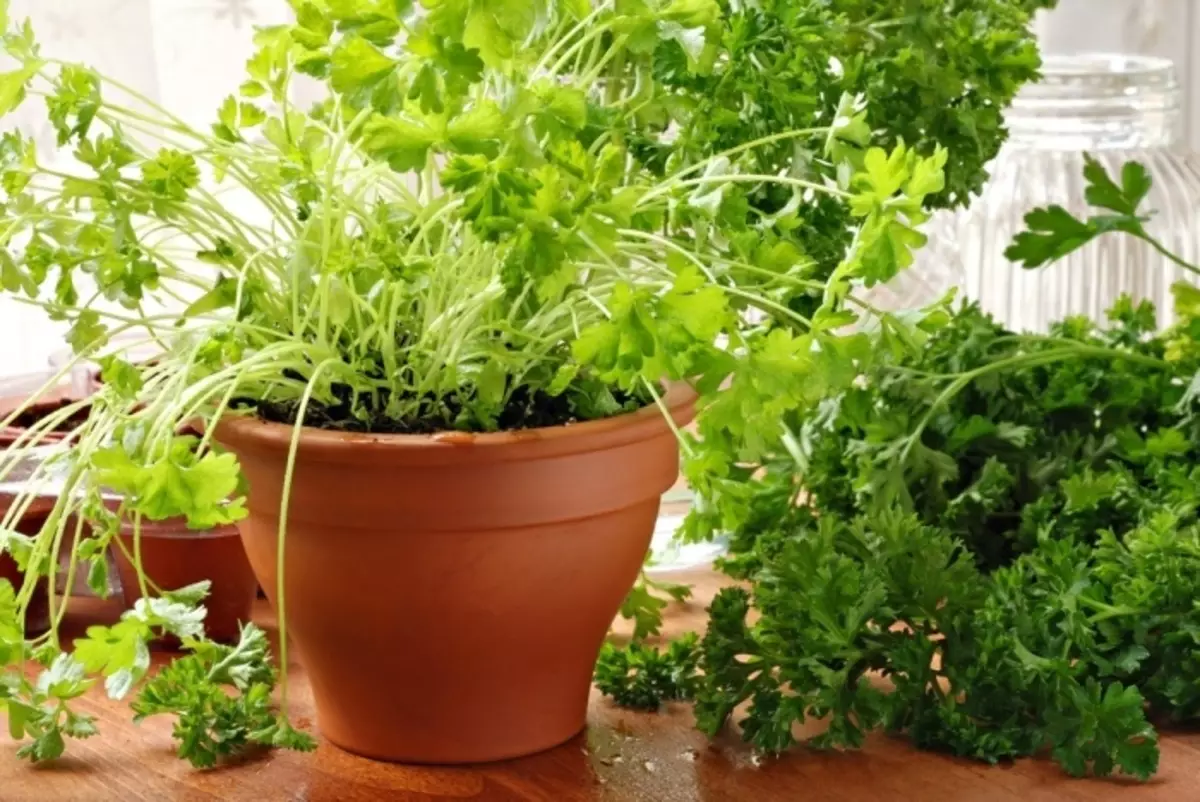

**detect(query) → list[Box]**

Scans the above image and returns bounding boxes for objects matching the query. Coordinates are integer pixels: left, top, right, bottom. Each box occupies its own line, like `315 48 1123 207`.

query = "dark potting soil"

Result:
9 398 91 433
240 382 650 435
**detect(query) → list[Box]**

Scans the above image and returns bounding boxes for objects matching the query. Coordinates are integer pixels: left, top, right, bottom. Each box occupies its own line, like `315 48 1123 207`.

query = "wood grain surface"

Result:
1 569 1198 802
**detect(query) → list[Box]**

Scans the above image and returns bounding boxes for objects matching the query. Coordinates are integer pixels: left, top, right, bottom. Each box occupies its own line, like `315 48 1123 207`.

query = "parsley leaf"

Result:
132 624 316 768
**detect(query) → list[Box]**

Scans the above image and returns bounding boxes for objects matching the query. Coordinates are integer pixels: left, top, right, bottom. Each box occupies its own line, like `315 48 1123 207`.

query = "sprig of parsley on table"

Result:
594 633 700 711
1 579 311 767
132 624 316 768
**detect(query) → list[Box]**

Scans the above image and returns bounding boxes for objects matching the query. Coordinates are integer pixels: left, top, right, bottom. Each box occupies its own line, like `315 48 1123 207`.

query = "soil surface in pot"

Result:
7 398 90 432
240 377 653 435
0 392 91 447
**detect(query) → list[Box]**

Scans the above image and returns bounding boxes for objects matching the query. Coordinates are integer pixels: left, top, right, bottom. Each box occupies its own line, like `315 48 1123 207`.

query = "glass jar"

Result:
945 54 1200 332
859 234 966 313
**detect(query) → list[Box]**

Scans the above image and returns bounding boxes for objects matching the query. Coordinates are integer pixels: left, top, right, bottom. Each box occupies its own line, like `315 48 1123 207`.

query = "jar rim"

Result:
1011 52 1179 125
1039 53 1174 79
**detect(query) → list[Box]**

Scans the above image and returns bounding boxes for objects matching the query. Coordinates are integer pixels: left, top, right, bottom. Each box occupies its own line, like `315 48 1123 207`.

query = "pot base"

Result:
323 720 586 765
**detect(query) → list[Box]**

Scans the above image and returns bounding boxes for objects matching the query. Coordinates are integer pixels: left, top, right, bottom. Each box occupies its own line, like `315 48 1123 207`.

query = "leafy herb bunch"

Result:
597 159 1200 781
0 0 1046 764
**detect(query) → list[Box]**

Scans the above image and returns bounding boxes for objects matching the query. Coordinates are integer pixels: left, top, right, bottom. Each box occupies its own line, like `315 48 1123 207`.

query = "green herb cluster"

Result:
2 580 309 766
594 632 700 710
131 624 315 767
0 0 1046 763
599 159 1200 781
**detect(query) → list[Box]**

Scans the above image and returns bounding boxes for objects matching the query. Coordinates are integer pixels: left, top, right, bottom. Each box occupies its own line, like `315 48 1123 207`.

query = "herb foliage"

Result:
598 158 1200 781
0 0 1045 763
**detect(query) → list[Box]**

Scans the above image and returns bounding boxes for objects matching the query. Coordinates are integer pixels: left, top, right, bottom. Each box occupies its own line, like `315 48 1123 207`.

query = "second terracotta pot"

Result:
0 511 50 634
216 384 695 764
0 388 86 633
110 518 258 644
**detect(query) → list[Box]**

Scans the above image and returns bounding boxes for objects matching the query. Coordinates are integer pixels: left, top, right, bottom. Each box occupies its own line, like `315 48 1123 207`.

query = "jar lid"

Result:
1007 54 1181 149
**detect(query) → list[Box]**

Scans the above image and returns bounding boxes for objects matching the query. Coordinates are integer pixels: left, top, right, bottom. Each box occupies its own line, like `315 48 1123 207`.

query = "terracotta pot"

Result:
0 510 51 634
0 389 88 633
0 389 86 448
110 518 258 644
215 383 696 764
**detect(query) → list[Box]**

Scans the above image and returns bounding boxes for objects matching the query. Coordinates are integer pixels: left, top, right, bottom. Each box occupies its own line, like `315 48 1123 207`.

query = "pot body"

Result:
0 509 50 634
111 519 257 644
216 385 695 764
0 389 80 633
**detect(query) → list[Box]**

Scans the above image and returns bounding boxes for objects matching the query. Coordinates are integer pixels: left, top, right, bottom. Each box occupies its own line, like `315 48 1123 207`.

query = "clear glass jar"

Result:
860 224 966 313
946 54 1200 332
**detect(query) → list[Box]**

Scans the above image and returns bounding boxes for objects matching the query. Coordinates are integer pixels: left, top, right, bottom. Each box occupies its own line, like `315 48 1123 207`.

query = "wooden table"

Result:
2 569 1198 801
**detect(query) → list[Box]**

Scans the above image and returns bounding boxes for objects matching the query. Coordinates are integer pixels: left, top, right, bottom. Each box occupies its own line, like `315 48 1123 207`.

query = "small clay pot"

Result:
0 391 89 448
110 518 258 644
216 383 696 764
0 510 51 634
0 389 89 633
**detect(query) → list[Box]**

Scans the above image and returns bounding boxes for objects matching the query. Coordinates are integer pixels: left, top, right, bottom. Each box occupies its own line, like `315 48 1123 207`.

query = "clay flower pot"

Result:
0 511 51 634
110 517 257 644
216 383 696 764
0 388 89 633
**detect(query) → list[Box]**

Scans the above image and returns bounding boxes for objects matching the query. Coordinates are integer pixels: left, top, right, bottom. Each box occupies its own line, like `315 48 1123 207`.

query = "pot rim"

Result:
0 391 87 447
116 524 241 539
214 381 697 462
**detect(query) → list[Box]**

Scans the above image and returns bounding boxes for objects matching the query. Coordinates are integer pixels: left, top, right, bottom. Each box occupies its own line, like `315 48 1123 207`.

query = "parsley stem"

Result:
901 343 1170 460
273 358 341 711
1140 233 1200 277
640 174 851 206
663 128 831 185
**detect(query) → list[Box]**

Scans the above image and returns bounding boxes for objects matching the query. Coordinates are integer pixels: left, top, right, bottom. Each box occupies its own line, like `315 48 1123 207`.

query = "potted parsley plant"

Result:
0 0 1047 765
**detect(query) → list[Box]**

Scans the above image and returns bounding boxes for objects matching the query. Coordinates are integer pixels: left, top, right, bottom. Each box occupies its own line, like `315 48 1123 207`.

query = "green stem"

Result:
900 344 1169 460
1140 232 1200 277
274 358 341 710
640 174 852 206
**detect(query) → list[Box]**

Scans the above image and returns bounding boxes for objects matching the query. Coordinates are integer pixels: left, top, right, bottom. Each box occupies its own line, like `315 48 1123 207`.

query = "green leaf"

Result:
0 64 38 116
445 101 505 154
36 654 93 700
292 0 334 48
662 266 728 341
360 113 439 171
1082 154 1149 216
163 580 212 608
131 624 311 767
595 634 701 710
141 149 200 201
461 0 537 67
46 65 100 145
1005 205 1098 269
330 35 397 98
543 86 587 130
184 275 238 318
66 310 107 354
0 248 34 296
